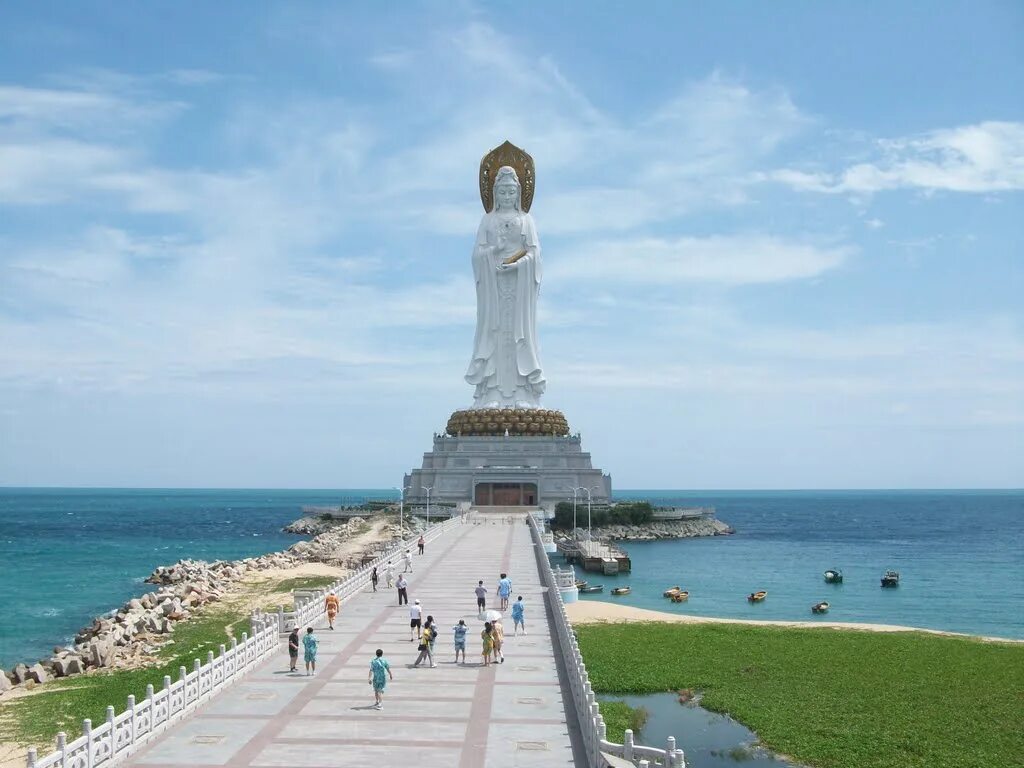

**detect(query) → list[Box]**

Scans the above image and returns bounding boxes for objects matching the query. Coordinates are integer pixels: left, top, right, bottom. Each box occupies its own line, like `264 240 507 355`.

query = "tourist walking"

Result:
385 561 395 588
492 618 505 663
396 574 409 605
303 627 318 676
403 549 413 573
371 566 379 592
512 595 526 635
481 622 494 666
413 618 435 667
409 599 423 641
368 648 392 710
417 535 425 555
287 627 299 672
452 619 468 664
497 572 512 610
475 580 488 612
325 591 340 630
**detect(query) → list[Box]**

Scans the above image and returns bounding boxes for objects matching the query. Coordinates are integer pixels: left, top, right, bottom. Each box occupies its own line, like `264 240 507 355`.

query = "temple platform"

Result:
404 433 611 508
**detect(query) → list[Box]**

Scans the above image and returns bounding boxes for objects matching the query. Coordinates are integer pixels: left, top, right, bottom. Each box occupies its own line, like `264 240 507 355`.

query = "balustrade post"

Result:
26 746 36 767
623 729 634 760
241 631 248 644
82 719 92 768
126 695 136 742
667 736 676 760
638 761 650 768
105 706 115 752
55 732 66 768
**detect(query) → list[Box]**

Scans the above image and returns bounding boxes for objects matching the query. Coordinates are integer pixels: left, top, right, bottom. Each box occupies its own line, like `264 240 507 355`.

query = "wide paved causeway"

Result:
122 516 584 767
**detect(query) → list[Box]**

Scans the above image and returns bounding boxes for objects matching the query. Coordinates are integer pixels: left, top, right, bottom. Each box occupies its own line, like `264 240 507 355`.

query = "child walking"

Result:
481 622 494 666
452 619 468 664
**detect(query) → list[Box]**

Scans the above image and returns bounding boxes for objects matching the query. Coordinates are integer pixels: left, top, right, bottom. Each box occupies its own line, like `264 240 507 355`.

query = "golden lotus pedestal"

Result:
445 408 569 437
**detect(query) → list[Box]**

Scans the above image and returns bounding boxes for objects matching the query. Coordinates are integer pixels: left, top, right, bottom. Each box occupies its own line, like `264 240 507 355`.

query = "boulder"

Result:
53 656 84 677
26 664 48 684
12 663 30 684
128 598 143 610
0 674 11 693
88 639 115 668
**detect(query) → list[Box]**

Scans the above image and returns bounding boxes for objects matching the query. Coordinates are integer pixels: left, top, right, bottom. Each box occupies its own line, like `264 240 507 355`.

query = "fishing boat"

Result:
747 590 768 602
611 586 631 596
881 570 900 588
671 591 689 603
578 584 604 594
575 580 588 589
663 586 682 598
811 601 830 614
823 569 843 584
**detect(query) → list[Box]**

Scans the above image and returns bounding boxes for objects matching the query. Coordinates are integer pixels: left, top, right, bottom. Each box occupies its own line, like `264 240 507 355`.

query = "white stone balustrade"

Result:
527 514 685 768
26 517 460 768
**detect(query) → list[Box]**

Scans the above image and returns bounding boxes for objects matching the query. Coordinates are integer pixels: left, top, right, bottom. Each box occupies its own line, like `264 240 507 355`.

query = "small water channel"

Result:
599 692 799 768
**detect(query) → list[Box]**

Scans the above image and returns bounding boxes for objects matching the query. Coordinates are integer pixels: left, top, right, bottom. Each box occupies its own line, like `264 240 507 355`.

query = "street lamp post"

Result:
581 487 593 542
571 487 584 540
395 486 411 536
422 486 433 528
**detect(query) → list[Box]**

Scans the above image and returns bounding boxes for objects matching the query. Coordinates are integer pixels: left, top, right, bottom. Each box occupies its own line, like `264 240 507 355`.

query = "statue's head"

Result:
493 166 521 211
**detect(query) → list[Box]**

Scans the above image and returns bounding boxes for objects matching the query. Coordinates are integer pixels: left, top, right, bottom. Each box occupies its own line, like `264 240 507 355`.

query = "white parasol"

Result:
479 609 503 622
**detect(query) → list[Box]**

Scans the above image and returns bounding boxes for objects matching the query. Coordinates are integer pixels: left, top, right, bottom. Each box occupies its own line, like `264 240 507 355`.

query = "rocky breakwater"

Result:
591 516 735 542
1 516 388 696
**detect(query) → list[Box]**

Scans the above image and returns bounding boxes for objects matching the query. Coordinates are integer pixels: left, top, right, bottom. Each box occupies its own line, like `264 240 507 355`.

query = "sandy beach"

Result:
565 600 1024 644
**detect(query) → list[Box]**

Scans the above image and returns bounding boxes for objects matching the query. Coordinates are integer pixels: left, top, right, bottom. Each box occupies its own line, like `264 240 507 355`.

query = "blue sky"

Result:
1 2 1021 489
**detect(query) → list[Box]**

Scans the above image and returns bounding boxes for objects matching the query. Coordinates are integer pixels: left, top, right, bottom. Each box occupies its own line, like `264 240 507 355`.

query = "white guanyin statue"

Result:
465 150 546 410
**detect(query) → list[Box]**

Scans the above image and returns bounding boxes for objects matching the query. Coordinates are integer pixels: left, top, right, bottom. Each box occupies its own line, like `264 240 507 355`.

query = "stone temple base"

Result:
404 433 611 509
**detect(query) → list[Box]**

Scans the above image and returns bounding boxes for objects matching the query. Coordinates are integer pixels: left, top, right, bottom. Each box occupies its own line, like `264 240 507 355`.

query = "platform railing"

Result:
527 513 685 768
26 516 460 768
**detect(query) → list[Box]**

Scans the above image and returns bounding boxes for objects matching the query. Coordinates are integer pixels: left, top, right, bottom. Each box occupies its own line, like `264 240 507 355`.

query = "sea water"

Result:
0 488 383 669
568 490 1024 640
1 489 1021 669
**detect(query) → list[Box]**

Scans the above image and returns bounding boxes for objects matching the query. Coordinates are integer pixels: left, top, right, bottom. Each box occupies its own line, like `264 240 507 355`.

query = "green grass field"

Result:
576 622 1024 768
0 606 249 749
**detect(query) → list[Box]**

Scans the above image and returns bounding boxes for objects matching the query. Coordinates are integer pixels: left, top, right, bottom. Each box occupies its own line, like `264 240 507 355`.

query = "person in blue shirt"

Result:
512 595 526 635
302 627 318 676
368 648 392 710
452 619 468 664
497 573 513 610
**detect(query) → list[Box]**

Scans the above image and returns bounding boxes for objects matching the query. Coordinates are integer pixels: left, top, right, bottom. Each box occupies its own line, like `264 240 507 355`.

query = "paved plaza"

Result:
121 516 585 767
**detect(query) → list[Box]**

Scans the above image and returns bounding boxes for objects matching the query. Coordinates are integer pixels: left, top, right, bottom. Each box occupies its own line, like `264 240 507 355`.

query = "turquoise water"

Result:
1 489 1022 670
565 490 1024 640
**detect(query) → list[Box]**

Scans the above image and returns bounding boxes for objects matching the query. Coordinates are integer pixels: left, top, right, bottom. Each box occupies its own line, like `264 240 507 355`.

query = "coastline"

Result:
565 600 1024 644
0 511 414 698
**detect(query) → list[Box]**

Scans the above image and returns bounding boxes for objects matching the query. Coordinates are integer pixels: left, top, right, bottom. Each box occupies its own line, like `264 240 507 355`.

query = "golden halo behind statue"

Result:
479 140 535 213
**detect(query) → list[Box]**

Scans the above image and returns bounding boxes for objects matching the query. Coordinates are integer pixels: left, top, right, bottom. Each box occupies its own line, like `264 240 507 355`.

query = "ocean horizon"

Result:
2 487 1022 669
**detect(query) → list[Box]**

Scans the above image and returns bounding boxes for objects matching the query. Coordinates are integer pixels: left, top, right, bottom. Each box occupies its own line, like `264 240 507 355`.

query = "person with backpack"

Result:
413 616 436 667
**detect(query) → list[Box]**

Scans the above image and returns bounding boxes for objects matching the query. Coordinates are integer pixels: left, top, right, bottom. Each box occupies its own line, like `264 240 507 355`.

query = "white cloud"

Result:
771 121 1024 195
548 235 851 285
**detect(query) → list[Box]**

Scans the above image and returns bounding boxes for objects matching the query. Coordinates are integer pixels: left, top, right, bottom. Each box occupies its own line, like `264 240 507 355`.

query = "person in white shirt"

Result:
409 599 423 641
403 549 414 573
384 561 395 588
